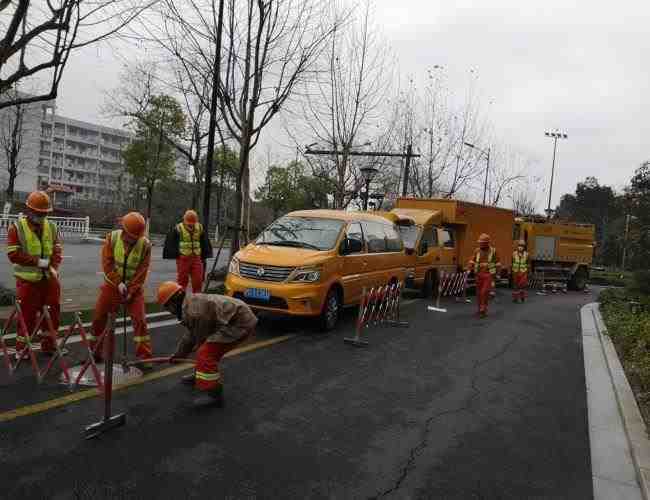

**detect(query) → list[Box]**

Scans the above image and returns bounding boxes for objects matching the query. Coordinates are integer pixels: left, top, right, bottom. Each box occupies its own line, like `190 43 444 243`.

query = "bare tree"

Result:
0 1 158 110
510 180 540 216
0 85 25 205
294 0 394 208
484 145 528 207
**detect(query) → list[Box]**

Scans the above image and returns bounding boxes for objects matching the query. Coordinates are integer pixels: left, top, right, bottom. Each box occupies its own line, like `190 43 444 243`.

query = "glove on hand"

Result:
37 258 50 269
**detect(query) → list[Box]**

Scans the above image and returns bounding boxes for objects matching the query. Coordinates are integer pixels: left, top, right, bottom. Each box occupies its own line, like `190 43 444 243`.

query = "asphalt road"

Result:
1 289 595 499
0 241 231 307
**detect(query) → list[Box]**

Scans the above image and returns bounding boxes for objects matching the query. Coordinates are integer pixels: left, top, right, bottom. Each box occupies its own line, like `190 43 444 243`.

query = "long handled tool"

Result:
428 271 448 313
126 356 195 367
120 302 128 373
84 315 126 439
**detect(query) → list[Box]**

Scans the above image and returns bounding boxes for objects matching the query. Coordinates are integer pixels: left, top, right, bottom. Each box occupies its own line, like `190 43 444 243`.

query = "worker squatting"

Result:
6 192 255 408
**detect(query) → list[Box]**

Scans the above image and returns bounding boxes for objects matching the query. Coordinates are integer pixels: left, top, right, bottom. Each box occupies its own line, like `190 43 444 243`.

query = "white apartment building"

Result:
0 97 190 206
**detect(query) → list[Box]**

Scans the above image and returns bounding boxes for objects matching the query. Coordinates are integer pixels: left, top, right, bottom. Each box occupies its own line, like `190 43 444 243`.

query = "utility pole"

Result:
544 130 568 218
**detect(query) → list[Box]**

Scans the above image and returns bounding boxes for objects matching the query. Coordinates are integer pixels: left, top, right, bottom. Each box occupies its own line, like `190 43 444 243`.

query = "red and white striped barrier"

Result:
344 282 409 347
0 303 72 384
428 271 470 313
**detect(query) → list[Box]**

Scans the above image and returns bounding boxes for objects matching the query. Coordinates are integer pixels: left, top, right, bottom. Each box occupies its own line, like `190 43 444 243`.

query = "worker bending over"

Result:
157 281 257 408
468 233 501 318
90 212 153 364
163 210 213 293
6 191 62 357
512 240 529 303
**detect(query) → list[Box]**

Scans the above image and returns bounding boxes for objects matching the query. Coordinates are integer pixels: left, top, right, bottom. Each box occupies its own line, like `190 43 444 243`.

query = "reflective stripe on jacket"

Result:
475 248 497 275
177 223 203 257
13 217 56 282
105 230 146 285
512 251 528 273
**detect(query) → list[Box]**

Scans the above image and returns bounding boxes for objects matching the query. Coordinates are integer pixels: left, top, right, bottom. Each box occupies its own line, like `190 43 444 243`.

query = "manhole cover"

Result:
62 363 143 387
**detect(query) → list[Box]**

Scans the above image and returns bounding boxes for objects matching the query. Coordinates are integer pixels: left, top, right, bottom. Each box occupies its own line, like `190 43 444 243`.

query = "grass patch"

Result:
599 287 650 425
590 269 632 287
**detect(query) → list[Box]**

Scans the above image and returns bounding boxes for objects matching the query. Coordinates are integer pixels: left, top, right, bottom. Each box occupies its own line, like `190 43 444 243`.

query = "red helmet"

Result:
122 212 146 238
183 210 199 225
157 281 183 305
26 191 52 213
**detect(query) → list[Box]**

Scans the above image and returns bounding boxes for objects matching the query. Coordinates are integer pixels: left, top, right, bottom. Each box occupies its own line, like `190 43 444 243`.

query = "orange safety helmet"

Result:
122 211 146 238
26 191 52 213
477 233 491 244
183 210 199 225
157 281 183 305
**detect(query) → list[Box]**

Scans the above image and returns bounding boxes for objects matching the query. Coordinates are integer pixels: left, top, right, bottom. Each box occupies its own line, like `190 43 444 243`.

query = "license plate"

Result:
244 288 271 301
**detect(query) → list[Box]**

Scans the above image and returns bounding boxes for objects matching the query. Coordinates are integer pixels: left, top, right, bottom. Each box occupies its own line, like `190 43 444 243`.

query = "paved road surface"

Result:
1 290 594 499
0 241 231 307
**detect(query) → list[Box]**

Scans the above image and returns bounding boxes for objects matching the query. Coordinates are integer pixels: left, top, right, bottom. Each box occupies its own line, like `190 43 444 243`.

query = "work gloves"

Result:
37 258 50 269
118 282 128 298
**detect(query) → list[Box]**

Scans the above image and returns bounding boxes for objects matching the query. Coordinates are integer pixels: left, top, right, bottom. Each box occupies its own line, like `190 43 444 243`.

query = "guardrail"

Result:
0 214 90 241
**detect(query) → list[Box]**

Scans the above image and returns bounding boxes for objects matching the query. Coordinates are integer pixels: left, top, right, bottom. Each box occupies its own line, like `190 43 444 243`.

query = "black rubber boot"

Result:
181 372 195 386
192 387 224 409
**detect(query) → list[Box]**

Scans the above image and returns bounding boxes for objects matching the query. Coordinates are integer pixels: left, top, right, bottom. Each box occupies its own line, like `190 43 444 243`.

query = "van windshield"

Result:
397 224 420 249
256 217 345 251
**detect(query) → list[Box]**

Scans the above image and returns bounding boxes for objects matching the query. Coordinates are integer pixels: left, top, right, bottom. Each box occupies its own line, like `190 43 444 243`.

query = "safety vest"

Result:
12 217 56 282
107 230 147 285
475 248 497 275
177 222 203 257
512 251 528 273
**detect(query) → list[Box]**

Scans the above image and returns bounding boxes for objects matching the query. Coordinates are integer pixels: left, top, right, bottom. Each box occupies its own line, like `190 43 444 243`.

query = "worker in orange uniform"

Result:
6 191 62 358
157 281 257 408
468 233 501 318
512 240 529 303
90 212 153 364
163 210 213 293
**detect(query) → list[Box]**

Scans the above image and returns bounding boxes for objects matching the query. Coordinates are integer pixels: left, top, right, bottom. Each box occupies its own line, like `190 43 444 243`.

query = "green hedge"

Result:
600 288 650 390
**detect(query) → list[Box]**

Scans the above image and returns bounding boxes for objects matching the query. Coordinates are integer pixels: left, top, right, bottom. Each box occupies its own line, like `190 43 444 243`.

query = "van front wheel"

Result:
319 288 341 332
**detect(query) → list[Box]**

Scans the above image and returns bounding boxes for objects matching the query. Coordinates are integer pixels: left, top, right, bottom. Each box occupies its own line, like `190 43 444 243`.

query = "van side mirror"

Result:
420 241 428 255
341 237 363 255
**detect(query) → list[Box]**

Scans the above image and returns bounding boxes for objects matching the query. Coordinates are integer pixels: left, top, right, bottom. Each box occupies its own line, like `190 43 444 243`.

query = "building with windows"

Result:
0 97 190 206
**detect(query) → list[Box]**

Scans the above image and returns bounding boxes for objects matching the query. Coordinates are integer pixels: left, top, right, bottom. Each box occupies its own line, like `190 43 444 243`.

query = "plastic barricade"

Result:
428 271 470 313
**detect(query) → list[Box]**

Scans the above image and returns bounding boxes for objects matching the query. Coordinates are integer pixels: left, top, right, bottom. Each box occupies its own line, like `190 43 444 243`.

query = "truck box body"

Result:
395 198 515 272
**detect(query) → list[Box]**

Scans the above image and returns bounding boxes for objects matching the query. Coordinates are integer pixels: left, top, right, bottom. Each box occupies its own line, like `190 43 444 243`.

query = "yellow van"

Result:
225 209 408 330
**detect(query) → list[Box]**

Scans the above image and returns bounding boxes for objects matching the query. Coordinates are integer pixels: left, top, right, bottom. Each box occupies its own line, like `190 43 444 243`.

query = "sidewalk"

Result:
582 302 650 500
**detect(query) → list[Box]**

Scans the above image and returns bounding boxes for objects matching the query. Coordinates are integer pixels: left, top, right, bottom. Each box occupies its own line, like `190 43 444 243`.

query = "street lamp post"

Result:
463 141 490 205
544 130 568 218
621 214 638 271
360 165 379 211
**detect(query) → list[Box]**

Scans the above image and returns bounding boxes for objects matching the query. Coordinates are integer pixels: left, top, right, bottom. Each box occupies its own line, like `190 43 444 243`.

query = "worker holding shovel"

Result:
89 212 153 367
156 281 257 408
6 191 62 357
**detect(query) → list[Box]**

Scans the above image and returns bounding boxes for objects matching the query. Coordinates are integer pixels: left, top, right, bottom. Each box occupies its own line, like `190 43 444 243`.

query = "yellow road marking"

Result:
0 334 295 423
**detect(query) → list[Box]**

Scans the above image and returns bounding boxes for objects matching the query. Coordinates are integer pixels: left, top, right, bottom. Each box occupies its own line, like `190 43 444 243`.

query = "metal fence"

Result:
0 214 90 241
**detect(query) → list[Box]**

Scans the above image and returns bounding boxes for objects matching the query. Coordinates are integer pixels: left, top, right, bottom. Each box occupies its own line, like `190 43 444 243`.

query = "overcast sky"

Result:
54 0 649 209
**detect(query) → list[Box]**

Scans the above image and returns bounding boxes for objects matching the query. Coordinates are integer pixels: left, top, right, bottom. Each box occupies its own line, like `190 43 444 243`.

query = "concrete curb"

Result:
583 302 650 500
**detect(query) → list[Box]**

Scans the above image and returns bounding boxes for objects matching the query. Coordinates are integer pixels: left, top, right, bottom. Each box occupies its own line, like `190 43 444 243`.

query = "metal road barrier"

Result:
1 213 90 241
0 303 72 384
344 282 408 347
429 271 471 313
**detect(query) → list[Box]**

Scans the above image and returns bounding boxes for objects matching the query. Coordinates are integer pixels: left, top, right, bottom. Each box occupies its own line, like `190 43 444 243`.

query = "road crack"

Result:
369 332 522 499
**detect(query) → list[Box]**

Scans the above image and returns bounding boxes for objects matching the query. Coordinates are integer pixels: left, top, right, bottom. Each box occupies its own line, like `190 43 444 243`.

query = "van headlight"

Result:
228 257 240 276
289 266 322 283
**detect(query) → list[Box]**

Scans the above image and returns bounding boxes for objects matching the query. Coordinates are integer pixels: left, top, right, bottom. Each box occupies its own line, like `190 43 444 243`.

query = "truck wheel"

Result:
319 287 341 332
569 267 588 291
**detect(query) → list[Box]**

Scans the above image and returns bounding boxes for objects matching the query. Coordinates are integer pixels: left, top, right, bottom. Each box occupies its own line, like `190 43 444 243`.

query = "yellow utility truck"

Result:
513 217 595 290
389 198 515 296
